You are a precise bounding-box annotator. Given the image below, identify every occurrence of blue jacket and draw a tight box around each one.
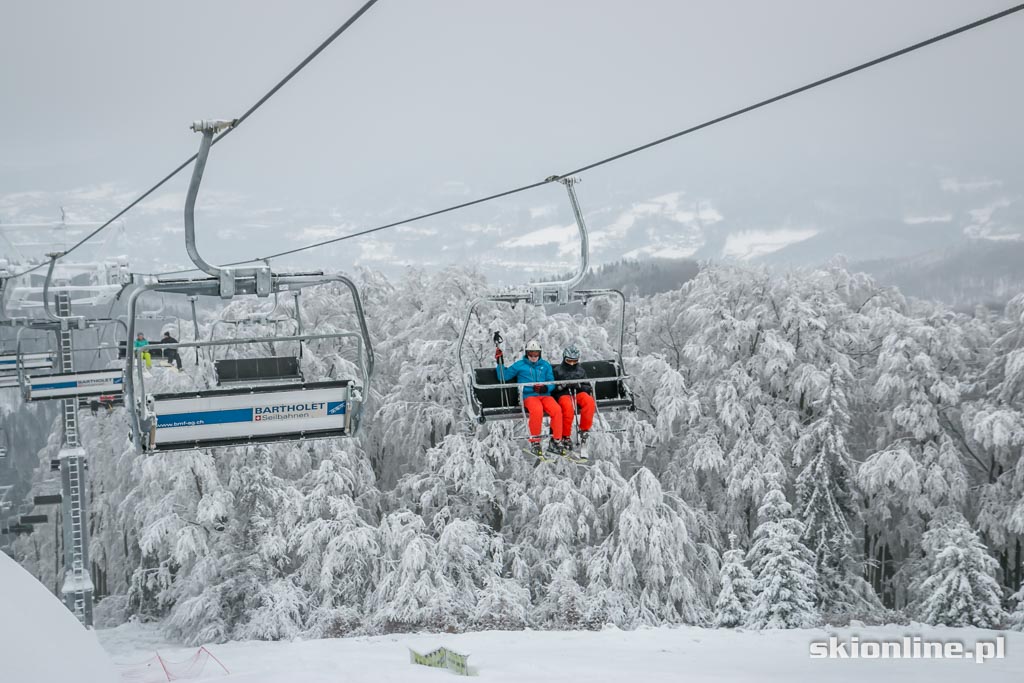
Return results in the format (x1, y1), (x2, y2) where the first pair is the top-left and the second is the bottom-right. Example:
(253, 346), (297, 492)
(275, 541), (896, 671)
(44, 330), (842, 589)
(496, 356), (555, 398)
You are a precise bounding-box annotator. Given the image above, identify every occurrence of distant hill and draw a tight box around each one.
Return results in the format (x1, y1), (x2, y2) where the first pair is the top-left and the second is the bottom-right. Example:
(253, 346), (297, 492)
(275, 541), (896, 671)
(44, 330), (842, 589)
(853, 239), (1024, 311)
(539, 257), (700, 298)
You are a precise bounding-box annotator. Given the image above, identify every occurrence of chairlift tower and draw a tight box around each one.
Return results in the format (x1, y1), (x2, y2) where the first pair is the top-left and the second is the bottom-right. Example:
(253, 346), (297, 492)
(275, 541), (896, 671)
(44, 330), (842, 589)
(53, 288), (94, 626)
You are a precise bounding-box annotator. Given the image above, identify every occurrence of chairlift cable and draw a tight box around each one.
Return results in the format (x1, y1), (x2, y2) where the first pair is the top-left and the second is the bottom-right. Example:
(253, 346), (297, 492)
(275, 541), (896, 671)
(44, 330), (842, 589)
(2, 0), (381, 281)
(203, 2), (1024, 269)
(9, 3), (1024, 281)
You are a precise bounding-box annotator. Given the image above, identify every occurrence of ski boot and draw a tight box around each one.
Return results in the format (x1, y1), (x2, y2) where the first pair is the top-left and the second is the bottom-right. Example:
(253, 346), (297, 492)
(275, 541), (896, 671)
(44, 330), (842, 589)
(579, 430), (590, 446)
(527, 441), (545, 461)
(548, 437), (566, 457)
(561, 437), (574, 453)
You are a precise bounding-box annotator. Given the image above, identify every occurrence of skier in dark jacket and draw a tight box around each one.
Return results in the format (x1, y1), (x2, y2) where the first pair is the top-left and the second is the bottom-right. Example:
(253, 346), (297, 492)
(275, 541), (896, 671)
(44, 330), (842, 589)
(159, 331), (183, 370)
(552, 345), (595, 450)
(495, 339), (563, 458)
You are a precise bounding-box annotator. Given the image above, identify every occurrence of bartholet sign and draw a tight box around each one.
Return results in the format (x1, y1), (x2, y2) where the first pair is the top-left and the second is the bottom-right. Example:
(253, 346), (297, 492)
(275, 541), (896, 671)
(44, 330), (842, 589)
(27, 369), (124, 400)
(149, 382), (350, 450)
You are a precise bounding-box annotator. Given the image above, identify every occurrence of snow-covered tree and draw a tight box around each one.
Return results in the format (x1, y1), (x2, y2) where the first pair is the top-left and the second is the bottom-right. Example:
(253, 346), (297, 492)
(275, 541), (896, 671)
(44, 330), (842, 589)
(367, 511), (457, 633)
(915, 511), (1005, 628)
(1009, 582), (1024, 631)
(596, 468), (713, 626)
(795, 364), (876, 616)
(714, 534), (755, 628)
(12, 261), (1023, 639)
(747, 484), (819, 629)
(292, 446), (380, 637)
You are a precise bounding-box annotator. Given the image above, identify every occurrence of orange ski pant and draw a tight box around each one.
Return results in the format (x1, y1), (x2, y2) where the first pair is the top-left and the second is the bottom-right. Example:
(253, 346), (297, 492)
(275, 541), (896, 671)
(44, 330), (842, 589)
(558, 392), (595, 437)
(523, 395), (562, 442)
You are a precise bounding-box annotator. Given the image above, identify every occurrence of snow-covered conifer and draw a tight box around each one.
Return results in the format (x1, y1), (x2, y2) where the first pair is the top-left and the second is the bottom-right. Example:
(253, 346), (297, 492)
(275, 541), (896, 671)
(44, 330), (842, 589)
(747, 483), (819, 629)
(1009, 582), (1024, 631)
(915, 511), (1005, 628)
(714, 534), (755, 628)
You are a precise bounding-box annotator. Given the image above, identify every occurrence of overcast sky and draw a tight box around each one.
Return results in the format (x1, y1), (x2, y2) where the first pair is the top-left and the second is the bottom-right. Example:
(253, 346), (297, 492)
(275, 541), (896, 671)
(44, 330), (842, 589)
(1, 0), (1021, 282)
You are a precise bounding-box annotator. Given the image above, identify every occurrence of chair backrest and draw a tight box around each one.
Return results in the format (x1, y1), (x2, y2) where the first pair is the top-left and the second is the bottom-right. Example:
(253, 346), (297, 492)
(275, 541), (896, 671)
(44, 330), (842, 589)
(472, 367), (521, 411)
(215, 356), (302, 385)
(577, 360), (628, 400)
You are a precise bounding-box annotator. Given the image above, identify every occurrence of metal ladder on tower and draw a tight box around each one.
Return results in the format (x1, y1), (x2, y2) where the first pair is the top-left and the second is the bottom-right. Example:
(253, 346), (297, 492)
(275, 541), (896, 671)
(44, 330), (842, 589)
(55, 290), (92, 625)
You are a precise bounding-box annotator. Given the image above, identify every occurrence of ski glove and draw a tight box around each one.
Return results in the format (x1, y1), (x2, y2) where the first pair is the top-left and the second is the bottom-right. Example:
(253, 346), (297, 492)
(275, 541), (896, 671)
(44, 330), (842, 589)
(532, 384), (547, 394)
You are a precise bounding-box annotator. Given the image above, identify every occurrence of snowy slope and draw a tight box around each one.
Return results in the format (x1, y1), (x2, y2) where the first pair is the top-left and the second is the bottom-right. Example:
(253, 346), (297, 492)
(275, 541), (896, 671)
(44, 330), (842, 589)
(98, 622), (1023, 683)
(0, 552), (119, 683)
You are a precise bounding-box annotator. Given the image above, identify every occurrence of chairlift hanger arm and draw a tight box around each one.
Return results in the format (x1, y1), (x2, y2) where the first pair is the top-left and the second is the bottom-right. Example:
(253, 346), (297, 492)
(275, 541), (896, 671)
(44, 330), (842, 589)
(541, 177), (590, 293)
(42, 253), (82, 327)
(185, 120), (238, 279)
(186, 120), (276, 298)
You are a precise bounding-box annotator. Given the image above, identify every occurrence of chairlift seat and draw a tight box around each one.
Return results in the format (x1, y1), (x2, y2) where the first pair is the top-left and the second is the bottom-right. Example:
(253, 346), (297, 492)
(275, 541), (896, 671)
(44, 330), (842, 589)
(215, 356), (302, 386)
(472, 367), (522, 420)
(471, 359), (634, 421)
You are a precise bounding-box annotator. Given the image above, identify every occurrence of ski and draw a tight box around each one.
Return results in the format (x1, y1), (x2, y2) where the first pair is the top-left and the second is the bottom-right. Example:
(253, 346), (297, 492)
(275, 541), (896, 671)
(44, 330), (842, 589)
(523, 450), (551, 463)
(558, 450), (591, 465)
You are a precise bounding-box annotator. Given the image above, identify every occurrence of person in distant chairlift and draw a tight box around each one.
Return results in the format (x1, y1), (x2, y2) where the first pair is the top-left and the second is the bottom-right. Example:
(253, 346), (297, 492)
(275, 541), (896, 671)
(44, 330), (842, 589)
(133, 333), (151, 369)
(552, 344), (595, 451)
(495, 339), (564, 458)
(160, 331), (183, 370)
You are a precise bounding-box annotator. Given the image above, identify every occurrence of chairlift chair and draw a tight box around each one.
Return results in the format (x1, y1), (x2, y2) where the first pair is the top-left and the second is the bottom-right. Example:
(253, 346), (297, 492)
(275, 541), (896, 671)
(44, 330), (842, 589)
(2, 258), (129, 314)
(14, 259), (128, 402)
(117, 294), (190, 363)
(0, 326), (55, 375)
(457, 177), (635, 437)
(122, 119), (374, 454)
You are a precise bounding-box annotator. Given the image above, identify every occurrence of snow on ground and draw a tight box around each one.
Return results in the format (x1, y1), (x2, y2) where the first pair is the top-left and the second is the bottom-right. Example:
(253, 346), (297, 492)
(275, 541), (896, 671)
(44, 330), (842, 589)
(0, 552), (119, 683)
(98, 621), (1024, 683)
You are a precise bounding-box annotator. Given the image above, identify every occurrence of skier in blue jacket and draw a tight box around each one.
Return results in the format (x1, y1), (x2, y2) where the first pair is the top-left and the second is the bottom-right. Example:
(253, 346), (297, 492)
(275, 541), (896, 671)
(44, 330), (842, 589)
(495, 339), (563, 458)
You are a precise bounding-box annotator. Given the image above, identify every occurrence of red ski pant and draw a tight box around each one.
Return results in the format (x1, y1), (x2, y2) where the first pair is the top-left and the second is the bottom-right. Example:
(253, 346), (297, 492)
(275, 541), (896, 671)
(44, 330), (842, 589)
(523, 395), (562, 441)
(558, 392), (595, 437)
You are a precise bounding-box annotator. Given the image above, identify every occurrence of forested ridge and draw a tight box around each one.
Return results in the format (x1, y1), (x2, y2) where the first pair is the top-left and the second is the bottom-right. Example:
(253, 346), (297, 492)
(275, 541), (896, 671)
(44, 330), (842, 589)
(9, 262), (1024, 639)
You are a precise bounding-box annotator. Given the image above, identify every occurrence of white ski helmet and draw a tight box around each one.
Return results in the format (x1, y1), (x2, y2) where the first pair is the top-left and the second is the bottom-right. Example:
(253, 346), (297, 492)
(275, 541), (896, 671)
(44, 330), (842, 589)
(525, 339), (542, 354)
